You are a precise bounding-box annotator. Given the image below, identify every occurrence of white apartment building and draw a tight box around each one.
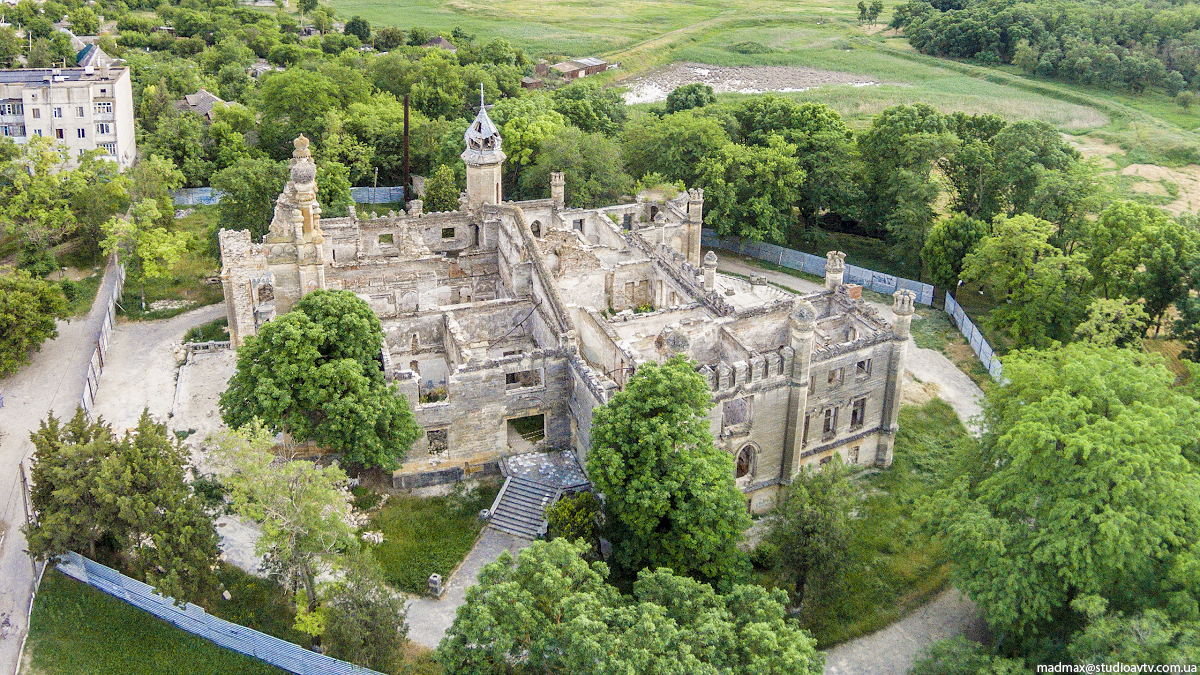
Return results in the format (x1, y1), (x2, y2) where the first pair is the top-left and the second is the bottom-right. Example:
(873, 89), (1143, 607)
(0, 64), (136, 169)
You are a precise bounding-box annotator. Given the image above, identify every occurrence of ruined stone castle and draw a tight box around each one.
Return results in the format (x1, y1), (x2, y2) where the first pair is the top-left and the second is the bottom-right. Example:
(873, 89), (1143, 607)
(218, 103), (914, 513)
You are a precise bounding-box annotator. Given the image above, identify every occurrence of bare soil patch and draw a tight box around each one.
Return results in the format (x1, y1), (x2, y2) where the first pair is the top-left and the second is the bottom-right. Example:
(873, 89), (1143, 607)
(1121, 163), (1200, 215)
(1065, 134), (1124, 168)
(622, 62), (879, 104)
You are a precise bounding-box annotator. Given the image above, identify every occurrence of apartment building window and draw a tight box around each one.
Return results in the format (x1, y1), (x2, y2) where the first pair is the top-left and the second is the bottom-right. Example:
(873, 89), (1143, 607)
(78, 148), (86, 156)
(850, 397), (867, 430)
(94, 102), (113, 114)
(75, 106), (85, 118)
(33, 129), (42, 136)
(55, 129), (64, 139)
(0, 103), (21, 115)
(101, 142), (117, 155)
(77, 128), (86, 139)
(828, 367), (844, 387)
(31, 108), (41, 119)
(96, 123), (112, 135)
(53, 107), (62, 118)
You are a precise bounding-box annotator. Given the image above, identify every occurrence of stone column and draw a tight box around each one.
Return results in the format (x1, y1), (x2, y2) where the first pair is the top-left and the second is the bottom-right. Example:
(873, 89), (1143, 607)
(825, 250), (846, 290)
(878, 289), (916, 467)
(702, 250), (718, 291)
(781, 300), (816, 480)
(550, 171), (565, 207)
(686, 188), (704, 267)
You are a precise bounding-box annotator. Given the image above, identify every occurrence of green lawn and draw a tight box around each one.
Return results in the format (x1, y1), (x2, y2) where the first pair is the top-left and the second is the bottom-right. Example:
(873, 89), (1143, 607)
(27, 570), (285, 675)
(368, 480), (500, 594)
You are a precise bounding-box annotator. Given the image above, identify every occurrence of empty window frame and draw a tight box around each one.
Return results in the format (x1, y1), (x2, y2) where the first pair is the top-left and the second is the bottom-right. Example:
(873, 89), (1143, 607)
(735, 445), (753, 478)
(856, 358), (872, 377)
(828, 367), (844, 386)
(378, 233), (394, 244)
(850, 397), (867, 430)
(441, 227), (455, 239)
(427, 428), (448, 456)
(849, 446), (860, 464)
(505, 369), (542, 390)
(823, 407), (838, 437)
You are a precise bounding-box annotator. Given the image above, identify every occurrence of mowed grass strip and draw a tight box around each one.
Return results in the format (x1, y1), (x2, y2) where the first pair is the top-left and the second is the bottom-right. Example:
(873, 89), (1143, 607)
(27, 569), (285, 675)
(368, 481), (500, 594)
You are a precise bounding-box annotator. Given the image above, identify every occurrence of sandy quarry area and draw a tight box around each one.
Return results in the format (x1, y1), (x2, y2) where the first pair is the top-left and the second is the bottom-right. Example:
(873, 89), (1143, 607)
(622, 62), (879, 104)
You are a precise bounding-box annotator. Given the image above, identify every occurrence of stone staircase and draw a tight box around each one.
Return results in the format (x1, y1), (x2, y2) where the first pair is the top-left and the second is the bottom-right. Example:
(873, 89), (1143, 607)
(486, 477), (561, 539)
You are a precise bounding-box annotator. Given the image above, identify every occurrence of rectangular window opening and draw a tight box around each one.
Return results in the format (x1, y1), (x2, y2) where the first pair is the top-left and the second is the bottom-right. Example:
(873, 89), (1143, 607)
(441, 227), (455, 239)
(55, 129), (64, 139)
(823, 408), (838, 437)
(849, 446), (860, 464)
(506, 369), (542, 390)
(856, 359), (872, 377)
(378, 233), (394, 244)
(32, 108), (41, 119)
(75, 106), (85, 118)
(828, 367), (844, 386)
(77, 128), (86, 138)
(851, 398), (867, 430)
(427, 429), (448, 456)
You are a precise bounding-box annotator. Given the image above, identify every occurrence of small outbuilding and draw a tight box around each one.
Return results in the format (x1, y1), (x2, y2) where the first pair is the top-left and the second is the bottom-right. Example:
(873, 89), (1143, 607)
(423, 36), (457, 53)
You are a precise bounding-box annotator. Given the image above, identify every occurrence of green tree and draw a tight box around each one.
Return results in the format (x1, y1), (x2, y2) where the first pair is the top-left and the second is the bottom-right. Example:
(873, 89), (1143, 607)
(140, 110), (211, 187)
(544, 491), (603, 559)
(868, 0), (883, 25)
(1073, 297), (1149, 348)
(211, 423), (358, 612)
(909, 637), (1028, 675)
(765, 463), (854, 610)
(550, 80), (627, 136)
(344, 16), (370, 43)
(489, 93), (568, 197)
(587, 355), (751, 587)
(1067, 597), (1200, 666)
(69, 7), (99, 35)
(25, 408), (219, 603)
(921, 213), (989, 289)
(316, 161), (352, 218)
(437, 538), (824, 675)
(1013, 39), (1039, 74)
(961, 214), (1092, 348)
(698, 137), (805, 244)
(664, 83), (717, 114)
(211, 156), (290, 240)
(621, 110), (729, 187)
(0, 271), (68, 376)
(423, 164), (461, 213)
(297, 0), (318, 22)
(101, 189), (190, 311)
(520, 127), (633, 208)
(321, 563), (409, 670)
(1175, 295), (1200, 362)
(256, 69), (338, 159)
(1176, 90), (1196, 112)
(0, 137), (83, 249)
(1128, 216), (1200, 332)
(919, 344), (1200, 649)
(220, 290), (421, 470)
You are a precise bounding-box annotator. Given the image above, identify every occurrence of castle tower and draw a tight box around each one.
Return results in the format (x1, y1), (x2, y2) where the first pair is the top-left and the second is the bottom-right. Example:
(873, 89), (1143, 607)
(262, 135), (327, 315)
(686, 188), (704, 267)
(461, 91), (506, 210)
(781, 300), (817, 480)
(878, 290), (916, 467)
(824, 250), (846, 290)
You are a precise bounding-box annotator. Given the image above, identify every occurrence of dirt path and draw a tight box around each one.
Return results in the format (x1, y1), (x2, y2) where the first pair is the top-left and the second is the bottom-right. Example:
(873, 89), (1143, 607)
(0, 262), (122, 675)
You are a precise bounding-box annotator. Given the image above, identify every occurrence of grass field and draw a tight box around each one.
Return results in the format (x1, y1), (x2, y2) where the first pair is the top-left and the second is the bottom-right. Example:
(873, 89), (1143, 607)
(368, 480), (500, 594)
(27, 570), (285, 675)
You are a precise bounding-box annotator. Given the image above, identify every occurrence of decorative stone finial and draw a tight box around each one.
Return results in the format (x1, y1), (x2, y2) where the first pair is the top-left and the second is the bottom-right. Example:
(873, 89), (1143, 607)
(893, 289), (916, 316)
(824, 250), (846, 290)
(293, 135), (311, 159)
(703, 250), (718, 268)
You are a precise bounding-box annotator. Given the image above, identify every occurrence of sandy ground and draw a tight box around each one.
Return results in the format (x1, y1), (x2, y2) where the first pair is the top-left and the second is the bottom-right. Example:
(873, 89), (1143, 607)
(1121, 163), (1200, 216)
(623, 62), (879, 104)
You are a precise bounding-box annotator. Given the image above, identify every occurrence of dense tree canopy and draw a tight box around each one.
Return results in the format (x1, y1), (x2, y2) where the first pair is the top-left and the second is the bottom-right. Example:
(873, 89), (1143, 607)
(587, 355), (751, 587)
(437, 538), (824, 675)
(220, 290), (421, 469)
(0, 271), (69, 377)
(919, 343), (1200, 654)
(26, 408), (219, 603)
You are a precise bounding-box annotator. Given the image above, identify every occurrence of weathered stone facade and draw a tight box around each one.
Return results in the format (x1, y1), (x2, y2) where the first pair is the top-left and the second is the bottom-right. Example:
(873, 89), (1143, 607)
(218, 103), (911, 513)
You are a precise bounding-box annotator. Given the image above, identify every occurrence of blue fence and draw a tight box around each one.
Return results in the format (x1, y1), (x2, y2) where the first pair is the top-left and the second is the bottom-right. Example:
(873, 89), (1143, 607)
(174, 186), (406, 207)
(700, 230), (936, 306)
(945, 294), (1003, 381)
(56, 552), (385, 675)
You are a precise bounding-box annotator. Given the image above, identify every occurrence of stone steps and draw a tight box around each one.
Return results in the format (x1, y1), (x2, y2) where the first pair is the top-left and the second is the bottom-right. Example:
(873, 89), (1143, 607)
(487, 477), (560, 540)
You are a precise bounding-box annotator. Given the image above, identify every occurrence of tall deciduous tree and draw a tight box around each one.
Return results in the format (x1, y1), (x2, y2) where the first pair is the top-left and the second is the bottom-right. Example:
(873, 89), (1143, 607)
(551, 79), (628, 136)
(210, 155), (290, 240)
(921, 213), (989, 289)
(521, 127), (633, 208)
(423, 164), (461, 213)
(25, 408), (219, 603)
(919, 344), (1200, 651)
(0, 271), (68, 376)
(621, 110), (729, 188)
(698, 137), (805, 244)
(663, 83), (717, 114)
(211, 423), (358, 612)
(220, 290), (421, 469)
(587, 355), (751, 587)
(437, 538), (824, 675)
(765, 463), (854, 610)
